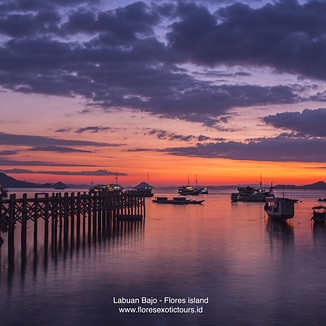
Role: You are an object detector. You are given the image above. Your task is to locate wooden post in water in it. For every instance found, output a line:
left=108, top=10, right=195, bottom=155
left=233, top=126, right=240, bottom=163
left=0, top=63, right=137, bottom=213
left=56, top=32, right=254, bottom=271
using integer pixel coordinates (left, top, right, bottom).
left=53, top=193, right=59, bottom=250
left=97, top=192, right=102, bottom=240
left=70, top=192, right=75, bottom=248
left=82, top=192, right=87, bottom=245
left=63, top=192, right=69, bottom=250
left=87, top=192, right=92, bottom=242
left=33, top=193, right=39, bottom=248
left=8, top=194, right=16, bottom=260
left=50, top=193, right=54, bottom=251
left=44, top=193, right=49, bottom=253
left=138, top=195, right=141, bottom=216
left=92, top=192, right=97, bottom=241
left=142, top=195, right=145, bottom=219
left=21, top=193, right=28, bottom=258
left=76, top=192, right=81, bottom=247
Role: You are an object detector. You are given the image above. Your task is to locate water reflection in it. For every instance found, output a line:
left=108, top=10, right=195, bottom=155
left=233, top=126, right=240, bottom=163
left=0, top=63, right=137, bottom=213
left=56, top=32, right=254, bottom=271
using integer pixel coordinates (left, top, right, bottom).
left=2, top=189, right=326, bottom=326
left=0, top=218, right=144, bottom=284
left=266, top=217, right=294, bottom=249
left=312, top=222, right=326, bottom=247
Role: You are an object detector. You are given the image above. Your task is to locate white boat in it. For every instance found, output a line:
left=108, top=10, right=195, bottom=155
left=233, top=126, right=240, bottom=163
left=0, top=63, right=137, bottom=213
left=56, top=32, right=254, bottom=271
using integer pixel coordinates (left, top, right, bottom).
left=264, top=197, right=296, bottom=219
left=232, top=177, right=274, bottom=202
left=311, top=205, right=326, bottom=223
left=231, top=185, right=274, bottom=202
left=178, top=174, right=207, bottom=196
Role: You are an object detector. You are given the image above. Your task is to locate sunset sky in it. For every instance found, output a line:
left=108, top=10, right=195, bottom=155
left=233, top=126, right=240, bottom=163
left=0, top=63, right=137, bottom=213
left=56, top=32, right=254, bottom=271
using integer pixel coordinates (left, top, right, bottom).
left=1, top=0, right=326, bottom=187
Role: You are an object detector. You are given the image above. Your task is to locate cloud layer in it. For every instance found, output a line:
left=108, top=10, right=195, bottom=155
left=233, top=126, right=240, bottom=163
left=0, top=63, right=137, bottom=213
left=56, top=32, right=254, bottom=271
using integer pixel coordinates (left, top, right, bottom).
left=263, top=108, right=326, bottom=138
left=159, top=136, right=326, bottom=162
left=0, top=0, right=324, bottom=127
left=1, top=0, right=326, bottom=165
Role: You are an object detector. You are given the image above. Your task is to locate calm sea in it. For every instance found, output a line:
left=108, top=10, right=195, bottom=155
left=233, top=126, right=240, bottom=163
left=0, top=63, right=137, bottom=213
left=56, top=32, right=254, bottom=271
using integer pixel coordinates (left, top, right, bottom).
left=1, top=187, right=326, bottom=326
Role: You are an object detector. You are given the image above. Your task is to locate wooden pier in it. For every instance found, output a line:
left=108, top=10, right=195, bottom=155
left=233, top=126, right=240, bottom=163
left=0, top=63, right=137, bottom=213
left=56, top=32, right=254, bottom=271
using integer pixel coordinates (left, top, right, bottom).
left=0, top=191, right=145, bottom=258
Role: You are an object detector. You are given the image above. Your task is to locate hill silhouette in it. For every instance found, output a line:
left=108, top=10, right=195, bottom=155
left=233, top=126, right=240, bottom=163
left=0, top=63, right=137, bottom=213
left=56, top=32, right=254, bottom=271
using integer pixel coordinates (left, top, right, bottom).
left=0, top=172, right=66, bottom=188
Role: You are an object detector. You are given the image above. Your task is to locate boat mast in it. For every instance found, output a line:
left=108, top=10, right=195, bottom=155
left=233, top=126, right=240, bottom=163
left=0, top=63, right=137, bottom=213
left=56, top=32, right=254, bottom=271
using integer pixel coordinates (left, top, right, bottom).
left=270, top=181, right=273, bottom=194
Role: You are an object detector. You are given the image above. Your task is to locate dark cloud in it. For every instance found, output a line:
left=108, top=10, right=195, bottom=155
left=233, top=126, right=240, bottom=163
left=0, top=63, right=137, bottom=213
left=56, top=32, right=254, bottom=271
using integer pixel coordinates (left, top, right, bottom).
left=0, top=150, right=17, bottom=155
left=145, top=128, right=224, bottom=142
left=55, top=128, right=72, bottom=133
left=0, top=0, right=99, bottom=12
left=198, top=135, right=224, bottom=141
left=193, top=70, right=252, bottom=79
left=75, top=126, right=112, bottom=134
left=263, top=108, right=326, bottom=138
left=146, top=129, right=194, bottom=141
left=0, top=132, right=121, bottom=147
left=167, top=1, right=326, bottom=80
left=0, top=1, right=311, bottom=127
left=63, top=2, right=159, bottom=41
left=127, top=148, right=153, bottom=152
left=27, top=146, right=93, bottom=153
left=0, top=168, right=127, bottom=176
left=0, top=11, right=60, bottom=37
left=158, top=136, right=326, bottom=162
left=0, top=157, right=95, bottom=166
left=0, top=32, right=302, bottom=126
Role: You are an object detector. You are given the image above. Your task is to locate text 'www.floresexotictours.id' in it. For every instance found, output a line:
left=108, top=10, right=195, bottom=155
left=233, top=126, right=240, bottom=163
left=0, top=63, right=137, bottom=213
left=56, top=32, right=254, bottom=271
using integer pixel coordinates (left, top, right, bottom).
left=113, top=296, right=208, bottom=314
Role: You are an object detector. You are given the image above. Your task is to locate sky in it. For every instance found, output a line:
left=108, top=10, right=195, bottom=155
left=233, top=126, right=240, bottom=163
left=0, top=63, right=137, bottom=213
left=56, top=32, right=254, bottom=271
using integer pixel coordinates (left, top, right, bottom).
left=1, top=0, right=326, bottom=187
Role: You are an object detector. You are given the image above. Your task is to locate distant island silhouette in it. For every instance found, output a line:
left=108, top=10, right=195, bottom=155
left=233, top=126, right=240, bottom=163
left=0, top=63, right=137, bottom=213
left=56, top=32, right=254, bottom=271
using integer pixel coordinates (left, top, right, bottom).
left=1, top=172, right=326, bottom=190
left=0, top=172, right=69, bottom=189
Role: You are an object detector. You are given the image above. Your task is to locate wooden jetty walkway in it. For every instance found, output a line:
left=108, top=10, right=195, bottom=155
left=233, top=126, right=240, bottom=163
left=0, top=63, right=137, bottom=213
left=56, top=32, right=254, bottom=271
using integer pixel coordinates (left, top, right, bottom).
left=0, top=191, right=145, bottom=256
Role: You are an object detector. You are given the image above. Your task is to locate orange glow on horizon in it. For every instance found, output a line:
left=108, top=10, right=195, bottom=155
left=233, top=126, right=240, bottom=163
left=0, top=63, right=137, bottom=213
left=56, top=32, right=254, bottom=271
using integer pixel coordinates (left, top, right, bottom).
left=5, top=155, right=326, bottom=187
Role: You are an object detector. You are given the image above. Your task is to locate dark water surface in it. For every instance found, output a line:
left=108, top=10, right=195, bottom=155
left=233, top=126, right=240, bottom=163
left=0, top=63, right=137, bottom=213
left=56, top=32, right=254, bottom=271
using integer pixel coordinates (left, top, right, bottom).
left=1, top=188, right=326, bottom=326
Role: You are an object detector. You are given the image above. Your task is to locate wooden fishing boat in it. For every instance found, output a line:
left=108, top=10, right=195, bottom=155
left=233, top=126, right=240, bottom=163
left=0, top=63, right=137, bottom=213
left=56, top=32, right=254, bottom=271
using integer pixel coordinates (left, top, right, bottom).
left=264, top=197, right=296, bottom=219
left=152, top=196, right=204, bottom=205
left=311, top=205, right=326, bottom=223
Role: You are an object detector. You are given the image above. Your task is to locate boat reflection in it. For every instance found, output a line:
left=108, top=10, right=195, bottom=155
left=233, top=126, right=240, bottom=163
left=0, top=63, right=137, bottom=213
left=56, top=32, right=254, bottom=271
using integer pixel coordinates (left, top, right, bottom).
left=266, top=217, right=294, bottom=249
left=312, top=222, right=326, bottom=247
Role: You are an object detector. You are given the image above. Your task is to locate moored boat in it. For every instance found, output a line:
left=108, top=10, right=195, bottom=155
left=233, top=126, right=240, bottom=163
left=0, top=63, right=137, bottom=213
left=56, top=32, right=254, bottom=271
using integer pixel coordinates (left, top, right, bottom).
left=89, top=184, right=123, bottom=193
left=264, top=197, right=296, bottom=219
left=178, top=174, right=207, bottom=196
left=311, top=205, right=326, bottom=223
left=231, top=185, right=274, bottom=202
left=178, top=185, right=200, bottom=196
left=0, top=185, right=8, bottom=197
left=199, top=187, right=208, bottom=194
left=152, top=196, right=204, bottom=205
